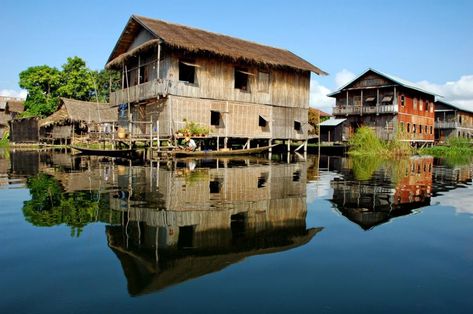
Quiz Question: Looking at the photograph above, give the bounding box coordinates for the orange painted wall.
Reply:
[397,91,435,141]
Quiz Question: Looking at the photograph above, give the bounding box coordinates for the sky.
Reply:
[1,0,473,113]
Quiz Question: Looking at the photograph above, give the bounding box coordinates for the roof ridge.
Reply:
[133,15,291,53]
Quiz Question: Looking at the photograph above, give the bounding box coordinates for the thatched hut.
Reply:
[39,98,117,144]
[0,99,24,137]
[106,15,327,149]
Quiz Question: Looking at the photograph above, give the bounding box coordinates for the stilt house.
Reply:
[434,100,473,142]
[329,69,437,145]
[105,15,327,148]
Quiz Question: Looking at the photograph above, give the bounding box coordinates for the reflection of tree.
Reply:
[22,173,119,237]
[350,156,383,181]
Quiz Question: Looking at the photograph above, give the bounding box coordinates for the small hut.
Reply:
[39,98,117,144]
[0,99,24,137]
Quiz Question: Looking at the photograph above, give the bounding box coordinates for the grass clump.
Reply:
[0,131,9,147]
[348,126,413,157]
[420,137,473,165]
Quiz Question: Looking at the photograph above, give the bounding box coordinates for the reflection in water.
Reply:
[106,158,321,295]
[5,151,321,296]
[330,156,434,230]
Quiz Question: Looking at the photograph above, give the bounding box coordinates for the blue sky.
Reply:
[1,0,473,112]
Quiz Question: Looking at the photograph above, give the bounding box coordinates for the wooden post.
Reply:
[138,56,141,85]
[217,136,220,151]
[157,42,161,80]
[157,120,160,150]
[224,137,228,149]
[287,139,291,153]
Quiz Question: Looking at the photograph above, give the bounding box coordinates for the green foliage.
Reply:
[349,126,413,157]
[19,65,61,116]
[18,57,120,117]
[349,126,388,156]
[177,119,210,136]
[420,137,473,166]
[22,173,120,237]
[0,131,9,147]
[350,155,384,180]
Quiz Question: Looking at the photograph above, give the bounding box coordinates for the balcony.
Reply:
[109,79,170,105]
[435,121,458,129]
[332,104,396,116]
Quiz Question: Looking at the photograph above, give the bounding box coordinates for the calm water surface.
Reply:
[1,150,473,313]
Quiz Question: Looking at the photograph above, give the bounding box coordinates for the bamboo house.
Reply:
[105,15,327,150]
[39,98,117,144]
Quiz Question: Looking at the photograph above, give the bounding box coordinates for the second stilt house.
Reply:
[105,15,327,148]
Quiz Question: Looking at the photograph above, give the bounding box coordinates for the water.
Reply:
[1,150,473,313]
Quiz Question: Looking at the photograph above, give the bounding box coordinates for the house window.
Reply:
[235,68,250,91]
[413,124,416,133]
[258,71,269,92]
[209,179,222,193]
[413,98,418,110]
[211,111,221,126]
[430,126,433,134]
[419,125,422,134]
[259,115,268,127]
[419,99,423,111]
[425,125,428,133]
[179,60,196,84]
[401,95,405,106]
[425,101,429,112]
[294,120,302,131]
[407,123,410,133]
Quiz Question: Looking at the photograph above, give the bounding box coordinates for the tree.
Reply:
[18,56,120,117]
[57,56,95,101]
[19,65,61,116]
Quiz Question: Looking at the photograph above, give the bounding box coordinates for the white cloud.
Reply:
[309,79,334,113]
[416,75,473,110]
[0,89,27,99]
[335,69,356,88]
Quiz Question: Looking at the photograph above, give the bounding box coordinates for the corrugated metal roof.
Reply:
[328,68,440,98]
[435,99,473,114]
[319,118,346,126]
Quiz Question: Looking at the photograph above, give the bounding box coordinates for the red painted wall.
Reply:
[397,91,435,141]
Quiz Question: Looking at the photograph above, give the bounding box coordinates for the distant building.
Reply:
[0,99,24,137]
[328,69,437,145]
[319,118,347,143]
[105,15,327,148]
[434,100,473,142]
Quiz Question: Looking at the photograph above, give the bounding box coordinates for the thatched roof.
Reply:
[106,15,327,75]
[6,100,24,113]
[39,98,117,127]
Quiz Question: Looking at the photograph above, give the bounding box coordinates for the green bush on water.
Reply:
[348,126,413,156]
[420,137,473,165]
[0,132,9,147]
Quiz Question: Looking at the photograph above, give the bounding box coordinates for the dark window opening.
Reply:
[139,66,148,84]
[294,121,302,131]
[419,125,422,134]
[258,173,268,188]
[209,179,222,193]
[211,111,221,126]
[259,115,267,127]
[401,95,405,106]
[407,123,411,133]
[179,61,196,83]
[178,226,194,249]
[235,68,249,91]
[231,213,246,241]
[293,170,301,182]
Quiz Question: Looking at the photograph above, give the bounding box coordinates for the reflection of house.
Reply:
[0,99,24,137]
[432,161,473,195]
[106,15,326,147]
[39,98,117,144]
[104,160,320,295]
[329,69,436,144]
[434,100,473,142]
[331,156,433,230]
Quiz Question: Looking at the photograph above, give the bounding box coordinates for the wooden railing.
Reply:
[333,104,396,115]
[110,79,170,105]
[435,121,458,129]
